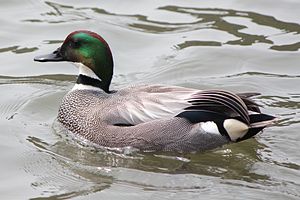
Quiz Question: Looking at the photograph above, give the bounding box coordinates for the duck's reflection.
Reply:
[26,128,270,199]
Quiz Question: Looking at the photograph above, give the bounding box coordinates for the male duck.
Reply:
[34,30,276,152]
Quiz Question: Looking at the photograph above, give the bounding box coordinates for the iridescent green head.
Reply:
[34,30,114,92]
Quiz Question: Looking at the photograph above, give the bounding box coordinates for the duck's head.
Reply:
[34,30,113,93]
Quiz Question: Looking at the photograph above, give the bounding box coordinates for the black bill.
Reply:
[34,48,64,62]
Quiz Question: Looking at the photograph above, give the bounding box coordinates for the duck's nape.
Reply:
[34,30,114,93]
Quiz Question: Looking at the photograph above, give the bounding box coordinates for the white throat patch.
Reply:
[71,63,102,91]
[73,63,101,81]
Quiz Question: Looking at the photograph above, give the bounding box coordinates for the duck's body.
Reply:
[34,30,276,152]
[58,84,229,151]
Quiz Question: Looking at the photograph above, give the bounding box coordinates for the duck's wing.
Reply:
[108,85,258,126]
[106,85,192,125]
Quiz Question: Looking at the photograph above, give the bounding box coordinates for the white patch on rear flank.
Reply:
[223,119,249,141]
[200,121,220,134]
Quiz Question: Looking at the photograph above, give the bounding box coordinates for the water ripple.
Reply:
[22,2,300,51]
[1,1,299,199]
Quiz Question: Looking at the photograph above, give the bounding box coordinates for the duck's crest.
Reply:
[64,30,112,55]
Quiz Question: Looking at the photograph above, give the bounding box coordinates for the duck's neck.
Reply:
[73,63,110,93]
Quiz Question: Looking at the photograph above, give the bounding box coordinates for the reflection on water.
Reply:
[25,124,299,199]
[26,131,270,198]
[1,0,300,199]
[24,1,90,23]
[23,2,300,51]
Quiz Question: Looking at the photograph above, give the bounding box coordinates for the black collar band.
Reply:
[76,74,109,92]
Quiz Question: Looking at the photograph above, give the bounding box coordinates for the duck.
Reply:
[34,30,276,152]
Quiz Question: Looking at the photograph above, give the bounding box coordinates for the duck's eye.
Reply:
[70,40,81,48]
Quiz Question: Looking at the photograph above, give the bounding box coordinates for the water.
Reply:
[0,0,299,199]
